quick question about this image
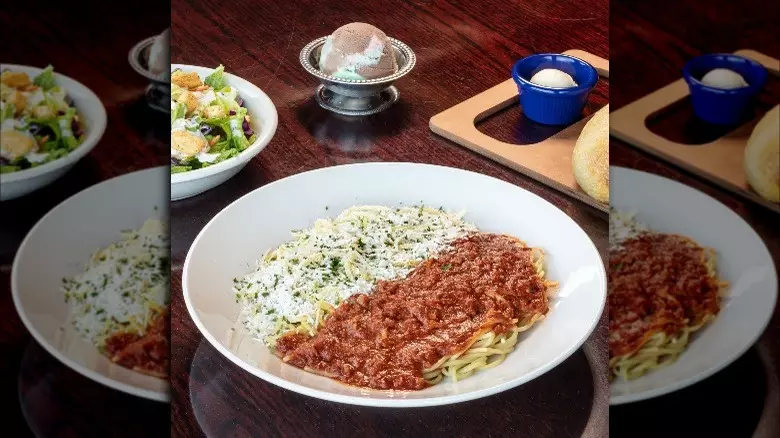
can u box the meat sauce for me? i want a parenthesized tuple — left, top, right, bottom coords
(104, 310, 170, 378)
(276, 233, 549, 390)
(608, 233, 720, 358)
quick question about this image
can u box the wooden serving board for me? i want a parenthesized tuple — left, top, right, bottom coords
(429, 49, 610, 213)
(610, 49, 780, 213)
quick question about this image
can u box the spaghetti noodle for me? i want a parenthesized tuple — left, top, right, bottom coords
(608, 221, 725, 381)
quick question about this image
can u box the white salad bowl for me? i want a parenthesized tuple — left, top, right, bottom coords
(0, 64, 107, 201)
(12, 166, 170, 402)
(170, 64, 278, 201)
(183, 162, 607, 407)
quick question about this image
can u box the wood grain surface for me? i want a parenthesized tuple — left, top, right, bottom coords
(610, 49, 779, 213)
(430, 50, 610, 212)
(0, 1, 169, 436)
(171, 0, 609, 436)
(610, 1, 780, 437)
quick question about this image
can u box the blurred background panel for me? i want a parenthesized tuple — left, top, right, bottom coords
(0, 0, 170, 436)
(610, 0, 779, 436)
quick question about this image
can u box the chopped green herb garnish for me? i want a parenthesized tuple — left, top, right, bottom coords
(330, 257, 341, 274)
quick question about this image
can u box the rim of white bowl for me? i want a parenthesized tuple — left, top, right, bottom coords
(0, 64, 107, 184)
(11, 166, 171, 403)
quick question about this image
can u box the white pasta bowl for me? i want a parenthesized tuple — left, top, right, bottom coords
(12, 166, 170, 402)
(0, 64, 107, 201)
(609, 167, 777, 404)
(170, 64, 278, 201)
(183, 162, 607, 407)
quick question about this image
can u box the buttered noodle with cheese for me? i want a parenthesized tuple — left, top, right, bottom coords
(234, 205, 477, 345)
(62, 219, 170, 377)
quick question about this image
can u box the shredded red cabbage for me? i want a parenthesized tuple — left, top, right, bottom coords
(242, 118, 253, 137)
(72, 120, 83, 138)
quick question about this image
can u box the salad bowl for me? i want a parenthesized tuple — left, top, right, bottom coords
(1, 64, 106, 201)
(170, 64, 278, 201)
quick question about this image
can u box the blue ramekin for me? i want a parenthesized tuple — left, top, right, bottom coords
(683, 54, 767, 125)
(512, 54, 598, 125)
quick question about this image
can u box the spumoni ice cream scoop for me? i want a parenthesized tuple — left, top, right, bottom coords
(318, 22, 398, 80)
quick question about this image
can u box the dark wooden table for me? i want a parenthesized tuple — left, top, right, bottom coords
(171, 0, 608, 436)
(609, 1, 780, 437)
(0, 1, 169, 436)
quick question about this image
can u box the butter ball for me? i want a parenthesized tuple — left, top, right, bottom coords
(701, 68, 748, 89)
(529, 69, 577, 88)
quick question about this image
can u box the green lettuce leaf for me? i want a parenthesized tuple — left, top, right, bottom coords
(171, 165, 191, 174)
(57, 108, 79, 149)
(204, 65, 227, 90)
(228, 108, 250, 151)
(33, 65, 57, 90)
(0, 103, 15, 122)
(171, 102, 187, 124)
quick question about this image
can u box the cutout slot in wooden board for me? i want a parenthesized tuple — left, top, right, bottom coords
(429, 49, 610, 213)
(610, 49, 780, 213)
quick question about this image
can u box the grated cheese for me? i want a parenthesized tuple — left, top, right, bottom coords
(234, 205, 477, 345)
(609, 207, 650, 250)
(62, 219, 170, 351)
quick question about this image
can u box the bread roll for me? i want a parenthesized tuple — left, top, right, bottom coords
(744, 104, 779, 203)
(573, 104, 609, 203)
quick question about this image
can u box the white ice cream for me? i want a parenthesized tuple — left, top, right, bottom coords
(530, 69, 577, 88)
(148, 29, 170, 79)
(701, 68, 747, 89)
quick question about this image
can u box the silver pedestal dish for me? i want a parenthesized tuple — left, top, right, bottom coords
(128, 36, 170, 113)
(299, 36, 416, 116)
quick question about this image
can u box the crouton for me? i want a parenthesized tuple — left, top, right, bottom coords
(171, 130, 207, 158)
(176, 91, 199, 115)
(32, 105, 54, 120)
(1, 130, 37, 160)
(202, 105, 226, 119)
(171, 70, 202, 89)
(9, 90, 26, 114)
(1, 71, 32, 88)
